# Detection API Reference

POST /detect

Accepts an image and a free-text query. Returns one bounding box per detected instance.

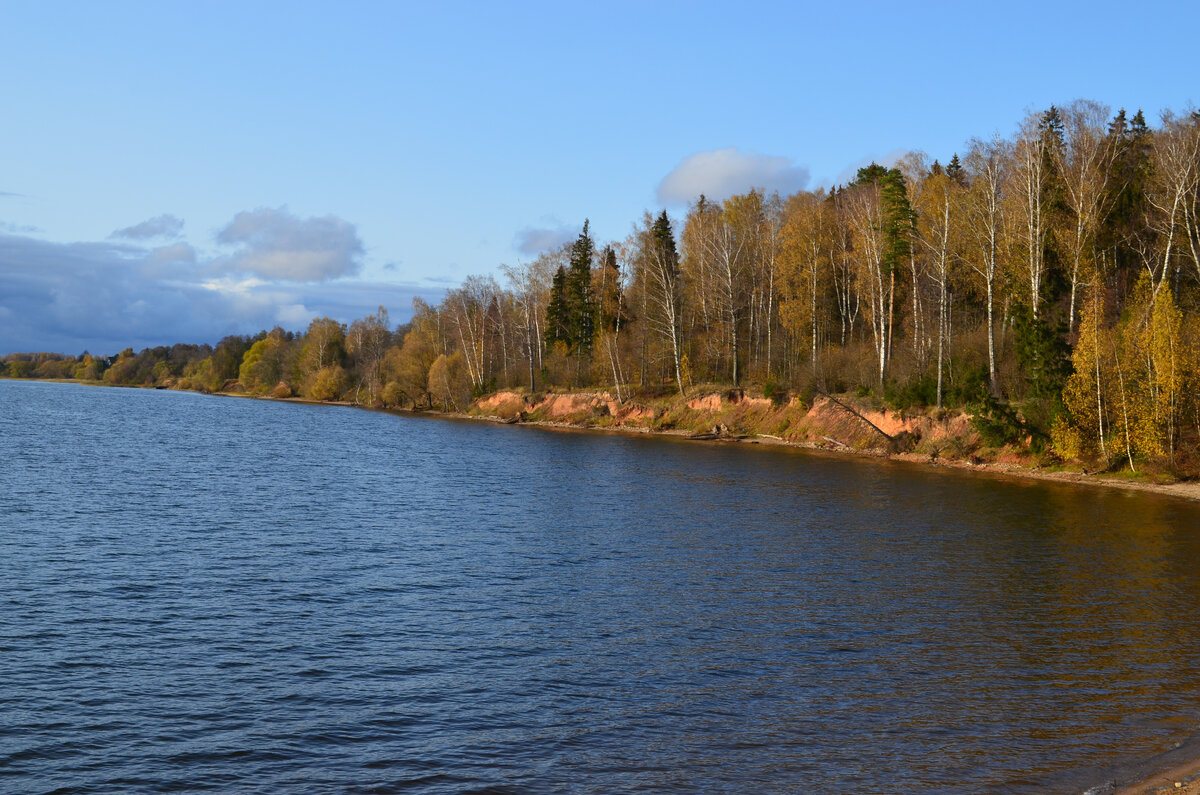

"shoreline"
[8,376,1200,503]
[1088,733,1200,794]
[432,407,1200,505]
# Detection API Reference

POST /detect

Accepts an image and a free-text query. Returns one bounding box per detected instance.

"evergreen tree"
[1013,303,1070,399]
[945,153,965,185]
[880,167,915,275]
[852,164,915,276]
[566,220,595,355]
[597,244,624,331]
[545,266,571,349]
[1038,106,1069,307]
[1101,107,1153,287]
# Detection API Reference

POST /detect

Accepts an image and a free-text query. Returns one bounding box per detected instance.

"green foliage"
[887,364,992,410]
[567,220,595,353]
[1012,304,1069,399]
[853,164,915,276]
[762,380,788,407]
[968,394,1030,448]
[545,266,571,350]
[884,374,934,410]
[545,221,598,359]
[945,153,965,185]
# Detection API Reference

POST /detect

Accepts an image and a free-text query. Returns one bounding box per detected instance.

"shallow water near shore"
[3,379,1200,793]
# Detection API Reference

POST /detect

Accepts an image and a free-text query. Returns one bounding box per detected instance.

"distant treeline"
[6,100,1200,473]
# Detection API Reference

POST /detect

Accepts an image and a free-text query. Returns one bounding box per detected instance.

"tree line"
[5,100,1200,472]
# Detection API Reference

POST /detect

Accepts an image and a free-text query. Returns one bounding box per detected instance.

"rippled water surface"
[3,380,1200,793]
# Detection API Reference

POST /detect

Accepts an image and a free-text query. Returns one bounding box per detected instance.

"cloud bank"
[0,210,435,355]
[216,207,363,281]
[656,147,811,205]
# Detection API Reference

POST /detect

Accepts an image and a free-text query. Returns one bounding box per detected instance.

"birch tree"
[964,136,1009,393]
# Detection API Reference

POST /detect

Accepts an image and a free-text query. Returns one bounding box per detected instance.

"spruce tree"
[598,245,624,331]
[945,153,965,185]
[1101,108,1153,288]
[880,167,915,276]
[566,220,595,355]
[544,266,571,349]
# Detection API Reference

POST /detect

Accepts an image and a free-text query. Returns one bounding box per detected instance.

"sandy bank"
[463,388,1200,504]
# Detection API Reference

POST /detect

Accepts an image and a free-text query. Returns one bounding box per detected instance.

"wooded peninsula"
[6,101,1200,483]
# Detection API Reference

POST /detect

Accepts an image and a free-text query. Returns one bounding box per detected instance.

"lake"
[2,379,1200,793]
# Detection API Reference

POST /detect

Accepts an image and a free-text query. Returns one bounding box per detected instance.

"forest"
[5,101,1200,475]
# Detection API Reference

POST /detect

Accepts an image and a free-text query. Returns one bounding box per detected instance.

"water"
[2,379,1200,793]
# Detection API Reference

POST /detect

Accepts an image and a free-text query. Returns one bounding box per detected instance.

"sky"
[1,0,1197,355]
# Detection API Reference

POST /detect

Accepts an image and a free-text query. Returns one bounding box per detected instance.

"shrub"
[763,380,788,407]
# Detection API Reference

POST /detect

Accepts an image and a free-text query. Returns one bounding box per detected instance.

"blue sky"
[2,0,1197,354]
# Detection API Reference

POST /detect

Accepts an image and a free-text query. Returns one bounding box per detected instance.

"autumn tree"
[299,317,346,397]
[1059,288,1109,462]
[634,210,686,394]
[844,164,914,386]
[238,328,292,394]
[964,136,1009,393]
[778,190,833,372]
[347,306,392,405]
[428,350,471,412]
[915,168,965,408]
[1052,99,1118,332]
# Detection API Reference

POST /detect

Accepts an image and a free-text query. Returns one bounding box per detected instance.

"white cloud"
[111,214,185,240]
[200,276,268,296]
[656,148,811,206]
[215,206,363,281]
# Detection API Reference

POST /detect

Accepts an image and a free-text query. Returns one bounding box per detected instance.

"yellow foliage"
[309,365,348,401]
[1049,414,1082,461]
[1062,290,1106,460]
[428,351,470,411]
